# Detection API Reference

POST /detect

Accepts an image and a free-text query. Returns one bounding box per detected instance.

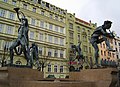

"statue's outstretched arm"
[16,11,21,22]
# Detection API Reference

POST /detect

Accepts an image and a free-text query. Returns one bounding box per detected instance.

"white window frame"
[0,24,4,33]
[30,31,34,39]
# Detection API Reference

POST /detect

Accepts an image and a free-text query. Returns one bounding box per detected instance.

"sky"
[44,0,120,36]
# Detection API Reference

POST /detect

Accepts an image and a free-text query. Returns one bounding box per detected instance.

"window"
[39,33,44,41]
[115,41,117,45]
[46,2,49,8]
[70,43,73,48]
[31,18,35,25]
[23,4,27,9]
[108,52,110,56]
[100,43,102,48]
[33,0,37,3]
[38,0,41,4]
[0,40,2,49]
[55,8,58,12]
[69,23,73,29]
[103,43,105,48]
[119,43,120,46]
[60,18,63,22]
[101,50,103,55]
[109,52,111,57]
[33,7,36,12]
[41,11,44,15]
[60,27,64,33]
[83,35,87,41]
[78,35,80,41]
[49,24,53,30]
[49,14,52,19]
[54,65,57,72]
[0,24,4,33]
[117,55,119,59]
[88,30,90,35]
[9,12,14,20]
[48,49,52,57]
[83,46,87,52]
[116,48,118,52]
[55,26,58,32]
[60,38,64,46]
[69,32,73,38]
[77,26,80,32]
[48,35,52,43]
[38,47,42,55]
[89,47,91,53]
[6,25,13,34]
[40,21,44,28]
[112,53,115,58]
[49,5,53,10]
[55,15,58,21]
[48,64,51,72]
[54,50,58,57]
[41,2,45,7]
[30,31,34,39]
[60,66,63,73]
[3,0,8,2]
[104,51,106,56]
[0,9,6,17]
[12,0,16,5]
[60,50,63,58]
[60,10,63,14]
[54,37,58,44]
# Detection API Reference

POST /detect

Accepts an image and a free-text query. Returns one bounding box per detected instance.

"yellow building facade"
[0,0,67,78]
[0,0,97,78]
[66,13,96,69]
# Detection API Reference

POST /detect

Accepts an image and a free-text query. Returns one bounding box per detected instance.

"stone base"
[0,67,44,81]
[0,67,118,87]
[69,68,118,87]
[0,67,96,87]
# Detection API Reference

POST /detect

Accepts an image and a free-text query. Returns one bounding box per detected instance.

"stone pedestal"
[0,67,118,87]
[0,67,44,87]
[0,67,96,87]
[69,68,118,87]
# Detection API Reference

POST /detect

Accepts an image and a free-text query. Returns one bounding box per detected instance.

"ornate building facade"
[0,0,67,78]
[66,13,96,69]
[99,33,118,67]
[0,0,97,78]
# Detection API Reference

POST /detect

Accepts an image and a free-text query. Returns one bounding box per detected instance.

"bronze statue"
[72,42,84,60]
[71,42,84,71]
[90,20,115,67]
[30,42,40,67]
[9,8,32,66]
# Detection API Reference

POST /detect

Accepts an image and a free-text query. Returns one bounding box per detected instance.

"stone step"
[5,80,96,87]
[69,68,118,87]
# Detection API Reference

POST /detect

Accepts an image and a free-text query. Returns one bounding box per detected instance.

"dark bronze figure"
[72,42,84,60]
[71,42,84,71]
[30,43,39,67]
[9,8,32,66]
[90,20,115,67]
